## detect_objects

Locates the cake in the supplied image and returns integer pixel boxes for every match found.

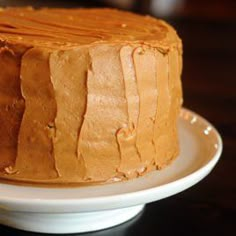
[0,7,182,185]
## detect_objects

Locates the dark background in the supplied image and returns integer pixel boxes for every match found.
[0,0,236,235]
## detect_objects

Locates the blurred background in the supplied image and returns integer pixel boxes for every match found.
[0,1,235,236]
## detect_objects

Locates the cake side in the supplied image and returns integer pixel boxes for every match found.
[0,8,182,185]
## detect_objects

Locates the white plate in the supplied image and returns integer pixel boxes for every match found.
[0,108,222,234]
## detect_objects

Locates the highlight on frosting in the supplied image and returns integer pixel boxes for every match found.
[0,8,183,185]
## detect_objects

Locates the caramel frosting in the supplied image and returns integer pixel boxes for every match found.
[0,8,182,185]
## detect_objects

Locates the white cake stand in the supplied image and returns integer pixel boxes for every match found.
[0,108,222,234]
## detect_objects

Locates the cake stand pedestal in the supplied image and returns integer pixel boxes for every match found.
[0,205,144,234]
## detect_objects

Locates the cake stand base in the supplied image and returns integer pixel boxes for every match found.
[0,204,144,234]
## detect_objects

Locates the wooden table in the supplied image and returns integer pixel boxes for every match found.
[0,2,235,236]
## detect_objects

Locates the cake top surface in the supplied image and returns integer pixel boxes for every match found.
[0,7,180,50]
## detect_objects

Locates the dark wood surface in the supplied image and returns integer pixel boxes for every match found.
[0,1,235,235]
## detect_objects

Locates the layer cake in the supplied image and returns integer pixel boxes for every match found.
[0,8,182,185]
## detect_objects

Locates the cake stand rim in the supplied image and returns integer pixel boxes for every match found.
[0,108,223,213]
